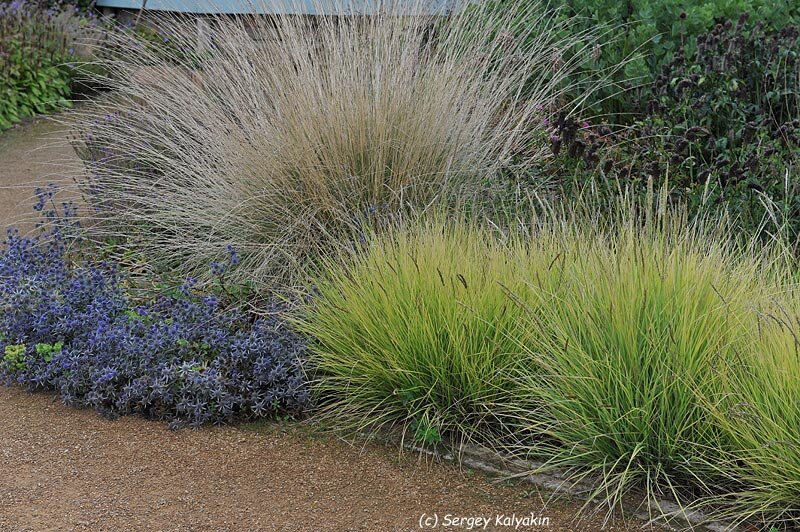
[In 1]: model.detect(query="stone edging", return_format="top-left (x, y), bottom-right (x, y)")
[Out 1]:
top-left (393, 437), bottom-right (737, 532)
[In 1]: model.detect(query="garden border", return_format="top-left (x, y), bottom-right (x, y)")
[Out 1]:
top-left (390, 435), bottom-right (738, 532)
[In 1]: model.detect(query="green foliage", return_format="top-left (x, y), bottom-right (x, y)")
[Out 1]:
top-left (411, 415), bottom-right (443, 446)
top-left (649, 17), bottom-right (800, 232)
top-left (0, 44), bottom-right (72, 128)
top-left (294, 221), bottom-right (555, 443)
top-left (34, 341), bottom-right (63, 362)
top-left (532, 19), bottom-right (800, 238)
top-left (482, 0), bottom-right (798, 120)
top-left (579, 0), bottom-right (798, 118)
top-left (1, 331), bottom-right (64, 374)
top-left (2, 343), bottom-right (26, 371)
top-left (0, 1), bottom-right (92, 128)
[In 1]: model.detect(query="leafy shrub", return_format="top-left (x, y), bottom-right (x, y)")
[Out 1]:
top-left (648, 16), bottom-right (799, 222)
top-left (72, 0), bottom-right (597, 290)
top-left (534, 18), bottom-right (800, 237)
top-left (0, 1), bottom-right (97, 128)
top-left (0, 191), bottom-right (309, 427)
top-left (483, 0), bottom-right (798, 120)
top-left (567, 0), bottom-right (799, 120)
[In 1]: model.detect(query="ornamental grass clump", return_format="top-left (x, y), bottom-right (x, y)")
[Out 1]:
top-left (298, 202), bottom-right (800, 522)
top-left (72, 0), bottom-right (598, 289)
top-left (701, 296), bottom-right (800, 529)
top-left (505, 215), bottom-right (778, 516)
top-left (293, 220), bottom-right (566, 445)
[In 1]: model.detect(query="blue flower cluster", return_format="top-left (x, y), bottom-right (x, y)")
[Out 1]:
top-left (0, 197), bottom-right (309, 427)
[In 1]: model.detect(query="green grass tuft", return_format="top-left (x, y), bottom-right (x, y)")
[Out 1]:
top-left (296, 206), bottom-right (799, 528)
top-left (294, 221), bottom-right (550, 444)
top-left (505, 221), bottom-right (772, 515)
top-left (701, 296), bottom-right (800, 529)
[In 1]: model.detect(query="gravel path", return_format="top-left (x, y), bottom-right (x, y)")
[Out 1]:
top-left (0, 386), bottom-right (660, 531)
top-left (0, 117), bottom-right (662, 531)
top-left (0, 117), bottom-right (80, 230)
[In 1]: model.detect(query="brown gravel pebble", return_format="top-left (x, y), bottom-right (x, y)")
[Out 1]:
top-left (0, 116), bottom-right (666, 532)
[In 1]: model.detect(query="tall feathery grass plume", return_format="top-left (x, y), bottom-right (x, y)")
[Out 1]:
top-left (69, 0), bottom-right (601, 290)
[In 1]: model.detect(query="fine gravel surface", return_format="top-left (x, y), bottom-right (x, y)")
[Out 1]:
top-left (0, 387), bottom-right (664, 531)
top-left (0, 116), bottom-right (81, 230)
top-left (0, 116), bottom-right (666, 531)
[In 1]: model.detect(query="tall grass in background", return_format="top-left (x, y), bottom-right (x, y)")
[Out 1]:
top-left (70, 0), bottom-right (599, 290)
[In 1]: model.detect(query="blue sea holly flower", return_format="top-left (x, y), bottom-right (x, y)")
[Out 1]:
top-left (0, 193), bottom-right (309, 426)
top-left (226, 244), bottom-right (241, 266)
top-left (210, 261), bottom-right (226, 276)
